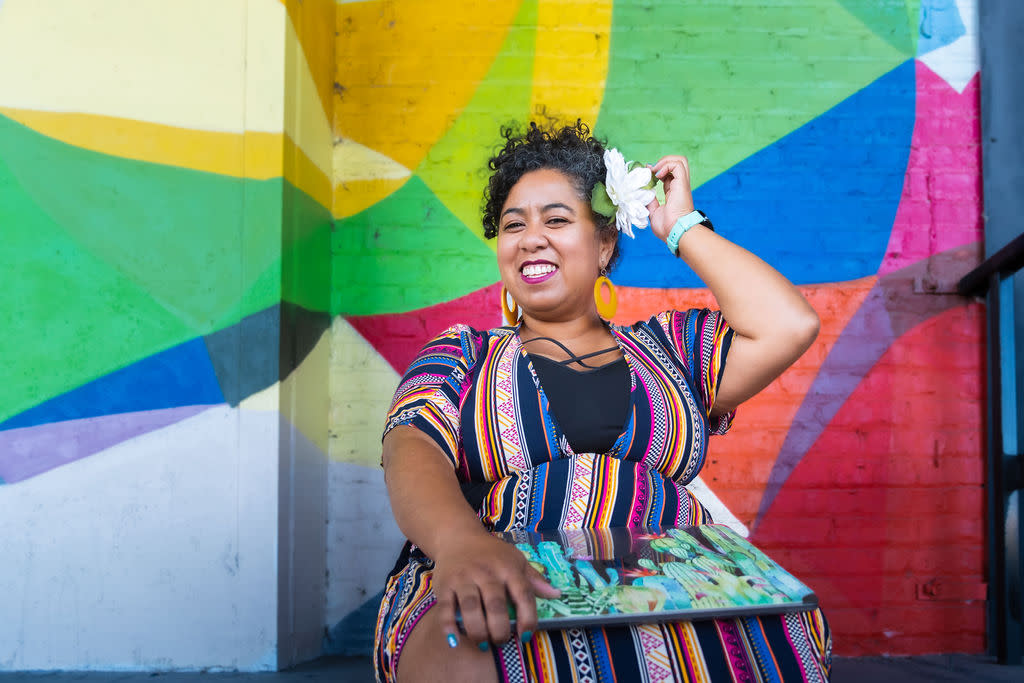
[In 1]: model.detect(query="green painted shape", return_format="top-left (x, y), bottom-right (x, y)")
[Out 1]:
top-left (415, 0), bottom-right (538, 245)
top-left (0, 154), bottom-right (196, 422)
top-left (0, 113), bottom-right (285, 333)
top-left (282, 180), bottom-right (333, 313)
top-left (595, 0), bottom-right (911, 188)
top-left (331, 176), bottom-right (498, 315)
top-left (837, 0), bottom-right (919, 57)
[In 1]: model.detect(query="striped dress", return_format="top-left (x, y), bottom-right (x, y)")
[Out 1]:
top-left (374, 309), bottom-right (831, 682)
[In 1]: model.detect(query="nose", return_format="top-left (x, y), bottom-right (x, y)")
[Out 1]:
top-left (519, 218), bottom-right (549, 250)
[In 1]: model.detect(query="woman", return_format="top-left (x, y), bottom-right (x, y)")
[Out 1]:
top-left (375, 121), bottom-right (830, 682)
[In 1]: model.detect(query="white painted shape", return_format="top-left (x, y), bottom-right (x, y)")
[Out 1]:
top-left (328, 317), bottom-right (401, 469)
top-left (0, 406), bottom-right (280, 671)
top-left (0, 0), bottom-right (285, 133)
top-left (918, 0), bottom-right (980, 93)
top-left (277, 414), bottom-right (327, 668)
top-left (333, 137), bottom-right (412, 181)
top-left (687, 475), bottom-right (749, 538)
top-left (325, 461), bottom-right (405, 626)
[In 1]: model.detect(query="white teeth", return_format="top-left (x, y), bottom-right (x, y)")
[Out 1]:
top-left (522, 264), bottom-right (557, 277)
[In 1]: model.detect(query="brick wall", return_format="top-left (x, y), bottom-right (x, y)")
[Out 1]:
top-left (327, 0), bottom-right (986, 657)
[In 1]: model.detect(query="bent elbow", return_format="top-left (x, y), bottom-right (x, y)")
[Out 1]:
top-left (796, 309), bottom-right (820, 351)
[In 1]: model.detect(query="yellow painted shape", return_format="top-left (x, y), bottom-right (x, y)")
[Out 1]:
top-left (333, 0), bottom-right (523, 170)
top-left (240, 381), bottom-right (281, 412)
top-left (0, 0), bottom-right (285, 134)
top-left (0, 108), bottom-right (333, 210)
top-left (333, 137), bottom-right (411, 181)
top-left (285, 11), bottom-right (334, 184)
top-left (328, 317), bottom-right (401, 467)
top-left (283, 0), bottom-right (337, 119)
top-left (280, 327), bottom-right (332, 454)
top-left (333, 177), bottom-right (410, 220)
top-left (330, 137), bottom-right (410, 217)
top-left (530, 0), bottom-right (612, 127)
top-left (0, 108), bottom-right (279, 177)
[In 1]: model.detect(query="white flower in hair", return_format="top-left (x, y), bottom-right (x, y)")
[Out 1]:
top-left (591, 148), bottom-right (657, 239)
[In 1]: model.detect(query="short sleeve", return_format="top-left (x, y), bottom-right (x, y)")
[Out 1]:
top-left (382, 325), bottom-right (481, 469)
top-left (656, 309), bottom-right (736, 435)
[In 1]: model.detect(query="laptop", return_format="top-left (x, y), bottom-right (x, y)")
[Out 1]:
top-left (493, 525), bottom-right (818, 629)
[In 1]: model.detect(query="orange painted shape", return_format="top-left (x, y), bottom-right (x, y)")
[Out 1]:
top-left (284, 0), bottom-right (336, 123)
top-left (612, 277), bottom-right (877, 525)
top-left (754, 304), bottom-right (986, 656)
top-left (333, 0), bottom-right (523, 170)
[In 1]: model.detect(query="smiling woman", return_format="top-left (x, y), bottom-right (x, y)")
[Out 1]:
top-left (374, 121), bottom-right (829, 682)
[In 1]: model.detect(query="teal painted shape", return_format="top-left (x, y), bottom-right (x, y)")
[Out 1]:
top-left (0, 113), bottom-right (283, 332)
top-left (0, 151), bottom-right (196, 422)
top-left (595, 0), bottom-right (911, 189)
top-left (837, 0), bottom-right (919, 57)
top-left (332, 176), bottom-right (498, 315)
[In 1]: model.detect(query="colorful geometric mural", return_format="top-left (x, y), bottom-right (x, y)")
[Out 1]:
top-left (0, 0), bottom-right (985, 664)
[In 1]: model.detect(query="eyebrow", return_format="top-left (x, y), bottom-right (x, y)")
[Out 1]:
top-left (501, 202), bottom-right (577, 218)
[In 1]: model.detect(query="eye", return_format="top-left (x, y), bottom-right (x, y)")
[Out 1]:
top-left (547, 217), bottom-right (569, 226)
top-left (502, 221), bottom-right (524, 232)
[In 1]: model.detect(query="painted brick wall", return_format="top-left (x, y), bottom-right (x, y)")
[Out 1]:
top-left (327, 0), bottom-right (987, 658)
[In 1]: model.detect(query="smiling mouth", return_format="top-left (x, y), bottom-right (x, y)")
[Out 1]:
top-left (520, 263), bottom-right (558, 284)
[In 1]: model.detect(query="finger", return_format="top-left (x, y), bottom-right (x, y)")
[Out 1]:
top-left (453, 586), bottom-right (490, 646)
top-left (646, 196), bottom-right (661, 216)
top-left (482, 584), bottom-right (513, 644)
top-left (434, 590), bottom-right (461, 649)
top-left (505, 572), bottom-right (546, 641)
top-left (651, 156), bottom-right (688, 176)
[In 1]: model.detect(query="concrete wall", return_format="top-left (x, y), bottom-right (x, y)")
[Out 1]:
top-left (328, 0), bottom-right (987, 658)
top-left (0, 0), bottom-right (332, 671)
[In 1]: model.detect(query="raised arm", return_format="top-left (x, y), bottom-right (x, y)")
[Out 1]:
top-left (383, 425), bottom-right (558, 649)
top-left (647, 156), bottom-right (820, 415)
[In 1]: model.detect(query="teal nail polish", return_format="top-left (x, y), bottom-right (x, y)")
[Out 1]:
top-left (446, 633), bottom-right (458, 649)
top-left (478, 641), bottom-right (489, 652)
top-left (520, 630), bottom-right (533, 644)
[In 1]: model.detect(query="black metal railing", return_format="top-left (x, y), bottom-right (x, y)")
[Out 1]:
top-left (958, 231), bottom-right (1024, 664)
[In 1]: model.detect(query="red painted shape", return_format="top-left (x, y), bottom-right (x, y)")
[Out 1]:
top-left (753, 304), bottom-right (986, 656)
top-left (880, 62), bottom-right (982, 275)
top-left (347, 283), bottom-right (503, 375)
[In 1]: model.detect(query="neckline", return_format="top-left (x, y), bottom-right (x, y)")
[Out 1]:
top-left (514, 325), bottom-right (635, 457)
top-left (527, 352), bottom-right (627, 375)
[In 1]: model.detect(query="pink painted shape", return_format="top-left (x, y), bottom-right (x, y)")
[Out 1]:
top-left (0, 405), bottom-right (212, 483)
top-left (879, 61), bottom-right (982, 276)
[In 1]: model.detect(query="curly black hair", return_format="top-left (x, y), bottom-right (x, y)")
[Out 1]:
top-left (482, 120), bottom-right (621, 271)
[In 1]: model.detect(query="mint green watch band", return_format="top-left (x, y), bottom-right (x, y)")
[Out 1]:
top-left (666, 210), bottom-right (707, 255)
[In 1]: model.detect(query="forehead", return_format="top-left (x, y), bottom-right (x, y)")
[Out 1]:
top-left (504, 168), bottom-right (583, 207)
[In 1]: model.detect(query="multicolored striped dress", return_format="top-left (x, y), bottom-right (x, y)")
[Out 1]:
top-left (374, 309), bottom-right (831, 682)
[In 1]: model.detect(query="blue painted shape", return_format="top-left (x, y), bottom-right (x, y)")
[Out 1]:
top-left (1000, 275), bottom-right (1018, 456)
top-left (917, 0), bottom-right (966, 56)
top-left (324, 591), bottom-right (383, 657)
top-left (614, 60), bottom-right (916, 288)
top-left (0, 338), bottom-right (225, 431)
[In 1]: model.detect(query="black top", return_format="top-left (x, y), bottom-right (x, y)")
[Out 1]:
top-left (529, 354), bottom-right (631, 454)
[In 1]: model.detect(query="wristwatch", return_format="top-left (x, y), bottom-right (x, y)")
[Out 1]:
top-left (666, 210), bottom-right (713, 256)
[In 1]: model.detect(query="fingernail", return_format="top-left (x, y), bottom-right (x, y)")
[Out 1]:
top-left (520, 630), bottom-right (533, 643)
top-left (478, 641), bottom-right (490, 652)
top-left (446, 633), bottom-right (458, 648)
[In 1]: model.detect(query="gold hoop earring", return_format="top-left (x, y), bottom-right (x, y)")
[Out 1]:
top-left (594, 274), bottom-right (617, 319)
top-left (500, 286), bottom-right (522, 325)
